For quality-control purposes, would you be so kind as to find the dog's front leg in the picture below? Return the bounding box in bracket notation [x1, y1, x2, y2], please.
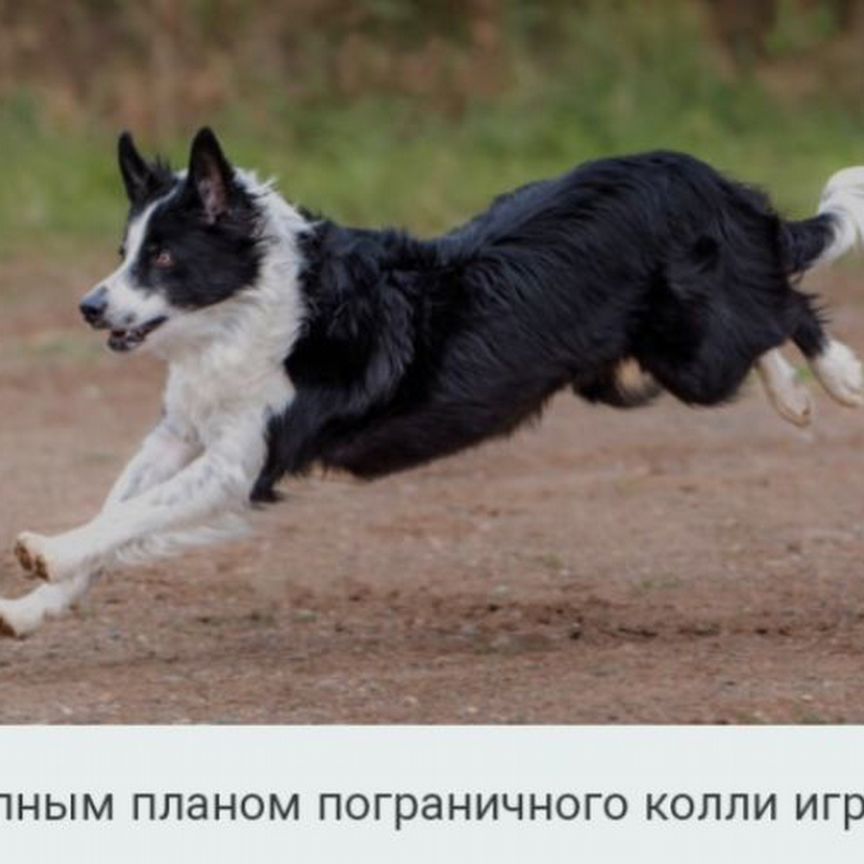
[2, 417, 202, 636]
[0, 572, 96, 638]
[102, 416, 201, 509]
[15, 418, 265, 583]
[13, 416, 200, 579]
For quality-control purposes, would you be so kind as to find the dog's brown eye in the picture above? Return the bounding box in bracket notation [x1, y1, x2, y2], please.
[153, 250, 174, 269]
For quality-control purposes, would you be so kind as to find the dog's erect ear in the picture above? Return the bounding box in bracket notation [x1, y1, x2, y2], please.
[118, 131, 154, 204]
[187, 127, 235, 224]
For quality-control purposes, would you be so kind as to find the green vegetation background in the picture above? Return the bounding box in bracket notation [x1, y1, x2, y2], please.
[1, 0, 863, 258]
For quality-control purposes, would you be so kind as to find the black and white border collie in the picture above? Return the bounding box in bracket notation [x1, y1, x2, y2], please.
[3, 128, 864, 637]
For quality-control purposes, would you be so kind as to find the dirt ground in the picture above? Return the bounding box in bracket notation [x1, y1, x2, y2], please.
[3, 254, 864, 724]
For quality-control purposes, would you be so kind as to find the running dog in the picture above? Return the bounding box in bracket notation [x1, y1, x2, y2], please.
[3, 128, 863, 636]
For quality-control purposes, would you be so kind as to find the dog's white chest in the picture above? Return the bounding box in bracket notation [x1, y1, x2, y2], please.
[165, 349, 293, 446]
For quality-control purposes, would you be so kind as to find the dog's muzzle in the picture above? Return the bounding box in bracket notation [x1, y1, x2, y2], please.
[79, 285, 168, 351]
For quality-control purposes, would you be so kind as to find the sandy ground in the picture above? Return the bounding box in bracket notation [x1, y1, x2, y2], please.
[2, 254, 864, 724]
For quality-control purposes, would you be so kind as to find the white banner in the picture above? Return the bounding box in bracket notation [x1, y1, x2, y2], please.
[1, 726, 863, 862]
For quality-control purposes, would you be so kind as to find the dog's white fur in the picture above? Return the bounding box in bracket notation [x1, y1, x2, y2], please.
[816, 166, 864, 268]
[756, 349, 813, 427]
[2, 174, 308, 637]
[810, 339, 864, 407]
[101, 198, 174, 330]
[757, 337, 864, 427]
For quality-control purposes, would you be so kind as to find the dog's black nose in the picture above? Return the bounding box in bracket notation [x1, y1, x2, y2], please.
[79, 288, 108, 326]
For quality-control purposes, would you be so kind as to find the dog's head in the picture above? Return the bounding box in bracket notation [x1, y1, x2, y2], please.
[80, 128, 263, 354]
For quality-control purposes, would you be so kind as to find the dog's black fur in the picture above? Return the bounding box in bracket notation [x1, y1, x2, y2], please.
[252, 151, 834, 499]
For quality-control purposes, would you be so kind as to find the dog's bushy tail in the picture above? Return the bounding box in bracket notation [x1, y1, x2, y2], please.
[783, 167, 864, 274]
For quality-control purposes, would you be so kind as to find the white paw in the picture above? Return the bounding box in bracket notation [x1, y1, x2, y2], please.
[812, 340, 864, 408]
[770, 378, 813, 427]
[756, 350, 813, 427]
[14, 532, 87, 583]
[14, 531, 48, 579]
[0, 598, 37, 638]
[0, 606, 19, 638]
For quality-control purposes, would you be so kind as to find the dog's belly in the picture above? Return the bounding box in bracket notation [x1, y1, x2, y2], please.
[321, 382, 561, 479]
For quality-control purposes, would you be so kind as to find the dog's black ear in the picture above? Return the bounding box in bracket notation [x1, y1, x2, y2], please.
[118, 131, 154, 204]
[187, 127, 234, 223]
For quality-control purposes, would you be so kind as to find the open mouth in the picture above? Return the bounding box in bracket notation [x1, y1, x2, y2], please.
[108, 316, 168, 352]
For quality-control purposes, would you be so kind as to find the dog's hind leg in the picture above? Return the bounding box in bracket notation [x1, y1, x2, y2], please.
[0, 570, 96, 638]
[789, 293, 864, 408]
[756, 348, 814, 427]
[807, 339, 864, 407]
[575, 359, 662, 408]
[781, 168, 864, 408]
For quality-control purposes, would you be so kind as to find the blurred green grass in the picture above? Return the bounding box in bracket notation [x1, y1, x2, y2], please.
[2, 1, 864, 259]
